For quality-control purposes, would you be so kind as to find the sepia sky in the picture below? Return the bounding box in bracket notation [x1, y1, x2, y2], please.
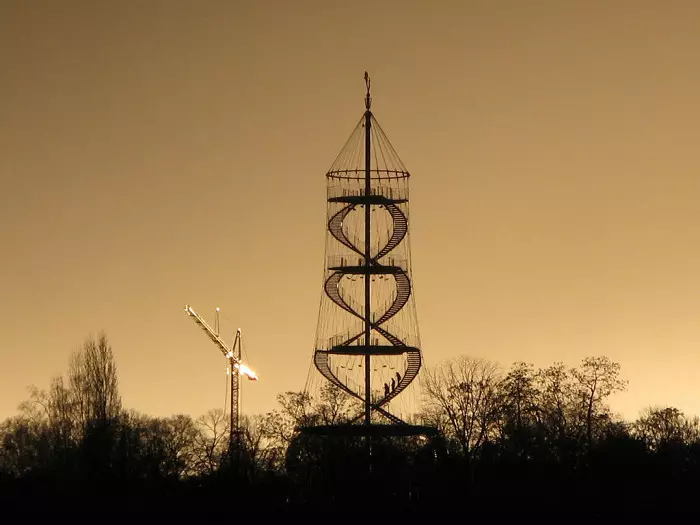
[2, 0, 700, 422]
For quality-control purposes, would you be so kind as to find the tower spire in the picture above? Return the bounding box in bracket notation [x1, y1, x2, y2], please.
[364, 71, 372, 111]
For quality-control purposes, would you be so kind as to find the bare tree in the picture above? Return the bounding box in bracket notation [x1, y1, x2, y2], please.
[259, 390, 317, 473]
[120, 411, 199, 480]
[193, 408, 230, 476]
[47, 376, 76, 451]
[162, 414, 199, 478]
[0, 417, 44, 477]
[536, 362, 576, 445]
[316, 382, 357, 425]
[634, 406, 700, 450]
[571, 356, 627, 446]
[17, 385, 49, 426]
[499, 362, 541, 433]
[238, 414, 284, 475]
[68, 332, 121, 433]
[421, 356, 502, 456]
[256, 384, 359, 472]
[494, 361, 545, 457]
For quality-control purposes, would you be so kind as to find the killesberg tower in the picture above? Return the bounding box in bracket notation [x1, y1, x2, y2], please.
[303, 73, 434, 439]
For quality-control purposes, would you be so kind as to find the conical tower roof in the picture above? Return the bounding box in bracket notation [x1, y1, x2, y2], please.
[327, 78, 409, 180]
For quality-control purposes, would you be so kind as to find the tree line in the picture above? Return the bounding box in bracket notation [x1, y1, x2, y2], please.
[2, 333, 699, 519]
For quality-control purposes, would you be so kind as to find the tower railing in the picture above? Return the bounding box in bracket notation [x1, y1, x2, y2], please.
[327, 185, 409, 201]
[326, 255, 408, 270]
[317, 325, 419, 351]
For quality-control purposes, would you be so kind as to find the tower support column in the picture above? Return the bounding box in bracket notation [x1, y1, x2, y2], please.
[363, 77, 372, 425]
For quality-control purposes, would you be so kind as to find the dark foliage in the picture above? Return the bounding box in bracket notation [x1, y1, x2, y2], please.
[2, 337, 700, 522]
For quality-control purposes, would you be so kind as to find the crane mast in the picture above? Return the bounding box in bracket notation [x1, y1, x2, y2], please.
[184, 304, 257, 456]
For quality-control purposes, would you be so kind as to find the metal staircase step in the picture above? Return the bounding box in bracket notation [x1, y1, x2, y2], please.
[374, 203, 408, 260]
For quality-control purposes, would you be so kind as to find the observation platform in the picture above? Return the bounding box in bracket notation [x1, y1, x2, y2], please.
[323, 344, 420, 356]
[328, 194, 408, 205]
[328, 264, 405, 275]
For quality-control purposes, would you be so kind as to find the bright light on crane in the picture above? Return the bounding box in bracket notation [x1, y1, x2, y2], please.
[239, 363, 258, 381]
[232, 361, 258, 380]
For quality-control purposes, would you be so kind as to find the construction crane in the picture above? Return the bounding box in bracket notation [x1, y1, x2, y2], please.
[184, 304, 258, 454]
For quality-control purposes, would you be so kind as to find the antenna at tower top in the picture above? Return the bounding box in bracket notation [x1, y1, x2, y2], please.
[364, 71, 372, 111]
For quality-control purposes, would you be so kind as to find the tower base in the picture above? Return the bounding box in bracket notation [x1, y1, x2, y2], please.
[298, 423, 437, 438]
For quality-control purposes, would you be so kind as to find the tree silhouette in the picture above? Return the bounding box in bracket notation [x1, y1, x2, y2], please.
[193, 408, 229, 476]
[68, 332, 121, 433]
[5, 340, 700, 519]
[571, 356, 627, 447]
[421, 356, 501, 457]
[634, 406, 700, 450]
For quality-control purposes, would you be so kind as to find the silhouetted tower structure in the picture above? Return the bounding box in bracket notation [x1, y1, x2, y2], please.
[307, 73, 433, 434]
[184, 305, 258, 453]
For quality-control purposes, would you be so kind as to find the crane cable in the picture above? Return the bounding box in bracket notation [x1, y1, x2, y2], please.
[223, 362, 229, 418]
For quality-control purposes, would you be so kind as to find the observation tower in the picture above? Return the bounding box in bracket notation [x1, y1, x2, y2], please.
[304, 73, 434, 437]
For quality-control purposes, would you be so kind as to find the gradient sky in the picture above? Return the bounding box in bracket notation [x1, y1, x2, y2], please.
[2, 0, 700, 422]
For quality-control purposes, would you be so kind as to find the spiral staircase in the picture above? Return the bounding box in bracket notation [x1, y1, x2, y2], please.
[303, 73, 434, 437]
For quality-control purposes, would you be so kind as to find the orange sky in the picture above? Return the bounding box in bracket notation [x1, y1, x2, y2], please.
[2, 0, 700, 423]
